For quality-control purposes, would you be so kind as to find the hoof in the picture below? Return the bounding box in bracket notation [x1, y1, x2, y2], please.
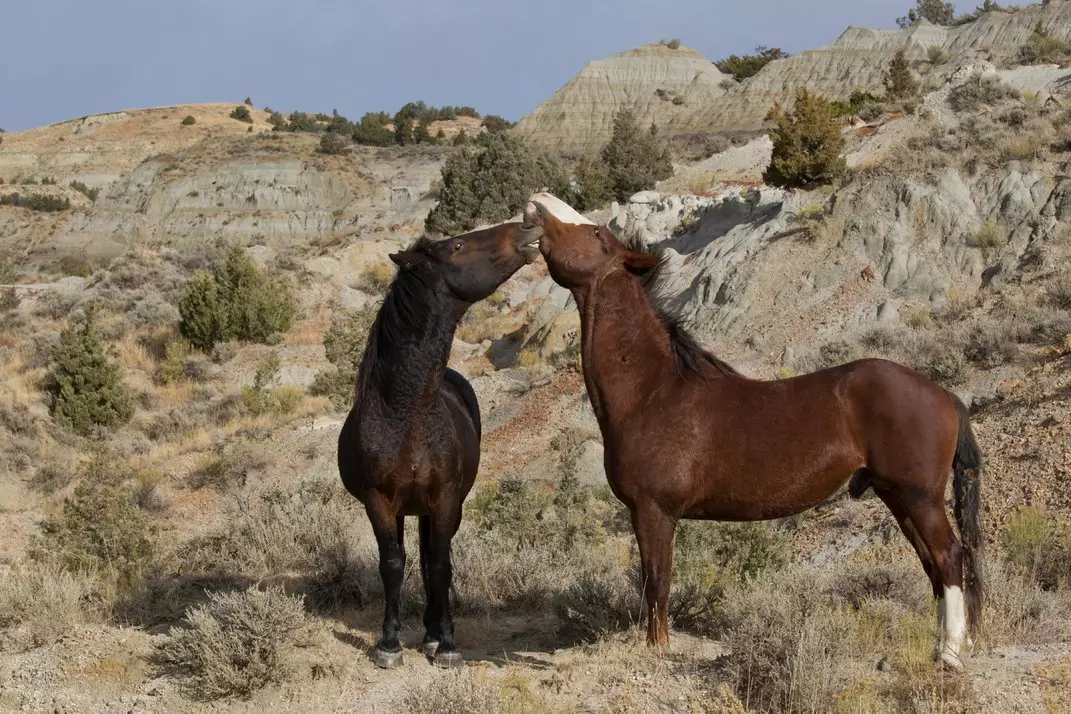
[433, 649, 464, 669]
[422, 639, 440, 658]
[371, 646, 404, 669]
[937, 648, 965, 673]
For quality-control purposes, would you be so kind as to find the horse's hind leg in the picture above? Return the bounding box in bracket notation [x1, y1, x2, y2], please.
[900, 494, 967, 671]
[873, 487, 942, 599]
[366, 498, 406, 669]
[425, 509, 463, 668]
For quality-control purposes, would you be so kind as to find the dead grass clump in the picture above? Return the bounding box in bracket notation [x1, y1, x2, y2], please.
[189, 441, 268, 490]
[0, 561, 102, 651]
[827, 555, 930, 613]
[1048, 270, 1071, 309]
[967, 218, 1005, 259]
[156, 586, 312, 700]
[722, 574, 854, 713]
[178, 478, 363, 579]
[1003, 506, 1071, 591]
[127, 292, 180, 327]
[983, 561, 1071, 647]
[355, 264, 394, 294]
[963, 319, 1020, 367]
[555, 566, 641, 642]
[400, 671, 501, 714]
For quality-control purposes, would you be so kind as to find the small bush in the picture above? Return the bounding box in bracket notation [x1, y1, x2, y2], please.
[241, 352, 304, 417]
[715, 46, 789, 82]
[0, 193, 71, 212]
[675, 520, 788, 586]
[897, 0, 955, 27]
[154, 339, 199, 385]
[310, 305, 377, 409]
[884, 50, 919, 100]
[46, 306, 135, 435]
[178, 247, 296, 350]
[181, 115, 196, 126]
[481, 115, 513, 134]
[69, 181, 99, 201]
[229, 105, 253, 123]
[128, 291, 180, 327]
[356, 264, 393, 293]
[925, 344, 968, 387]
[157, 587, 310, 700]
[764, 89, 846, 189]
[425, 131, 571, 235]
[968, 218, 1005, 259]
[1018, 21, 1070, 65]
[33, 451, 156, 586]
[572, 153, 615, 211]
[555, 567, 640, 641]
[964, 320, 1018, 367]
[598, 108, 674, 202]
[661, 38, 681, 49]
[317, 132, 349, 155]
[949, 75, 1019, 112]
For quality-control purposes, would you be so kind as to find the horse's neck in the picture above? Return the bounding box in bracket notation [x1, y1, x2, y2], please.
[359, 290, 462, 424]
[573, 271, 675, 430]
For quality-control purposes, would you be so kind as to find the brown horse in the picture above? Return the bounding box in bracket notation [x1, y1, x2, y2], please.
[523, 193, 984, 671]
[338, 221, 542, 668]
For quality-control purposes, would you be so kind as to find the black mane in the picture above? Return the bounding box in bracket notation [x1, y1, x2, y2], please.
[355, 236, 450, 399]
[622, 233, 739, 379]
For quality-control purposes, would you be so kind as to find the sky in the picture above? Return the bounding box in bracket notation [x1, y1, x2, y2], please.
[0, 0, 971, 132]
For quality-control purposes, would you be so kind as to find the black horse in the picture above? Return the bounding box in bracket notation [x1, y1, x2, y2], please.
[338, 221, 542, 668]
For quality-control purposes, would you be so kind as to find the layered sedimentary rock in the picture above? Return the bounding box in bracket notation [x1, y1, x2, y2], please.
[514, 43, 732, 155]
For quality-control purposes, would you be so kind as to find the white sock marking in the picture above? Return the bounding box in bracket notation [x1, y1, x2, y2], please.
[941, 585, 967, 662]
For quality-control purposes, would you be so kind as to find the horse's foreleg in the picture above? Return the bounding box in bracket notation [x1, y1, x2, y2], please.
[631, 501, 676, 648]
[426, 511, 463, 668]
[418, 515, 441, 657]
[367, 499, 405, 669]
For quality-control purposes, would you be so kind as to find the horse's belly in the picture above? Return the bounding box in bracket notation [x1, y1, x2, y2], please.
[684, 455, 862, 521]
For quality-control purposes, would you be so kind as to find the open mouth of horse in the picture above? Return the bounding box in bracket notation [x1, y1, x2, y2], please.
[519, 222, 543, 263]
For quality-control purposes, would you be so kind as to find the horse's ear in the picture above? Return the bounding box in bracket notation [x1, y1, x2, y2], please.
[389, 251, 425, 271]
[623, 251, 661, 276]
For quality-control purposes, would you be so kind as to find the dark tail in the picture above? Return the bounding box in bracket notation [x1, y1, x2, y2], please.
[950, 394, 984, 637]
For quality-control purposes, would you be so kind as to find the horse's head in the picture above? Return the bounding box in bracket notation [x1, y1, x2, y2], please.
[388, 221, 543, 304]
[523, 192, 659, 289]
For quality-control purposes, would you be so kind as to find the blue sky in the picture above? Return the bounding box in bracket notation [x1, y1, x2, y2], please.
[0, 0, 970, 132]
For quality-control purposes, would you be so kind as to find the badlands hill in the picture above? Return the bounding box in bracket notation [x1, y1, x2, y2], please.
[513, 43, 732, 155]
[519, 1, 1071, 152]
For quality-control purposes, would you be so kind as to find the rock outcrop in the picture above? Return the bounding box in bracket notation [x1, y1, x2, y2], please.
[514, 43, 731, 155]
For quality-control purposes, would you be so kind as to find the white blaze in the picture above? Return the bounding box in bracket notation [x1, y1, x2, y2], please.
[525, 192, 596, 226]
[940, 585, 967, 667]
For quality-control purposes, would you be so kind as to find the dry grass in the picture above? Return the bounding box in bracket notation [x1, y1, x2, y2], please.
[0, 561, 102, 652]
[156, 586, 314, 700]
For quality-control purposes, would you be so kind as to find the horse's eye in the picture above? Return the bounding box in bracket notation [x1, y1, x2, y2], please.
[453, 241, 463, 252]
